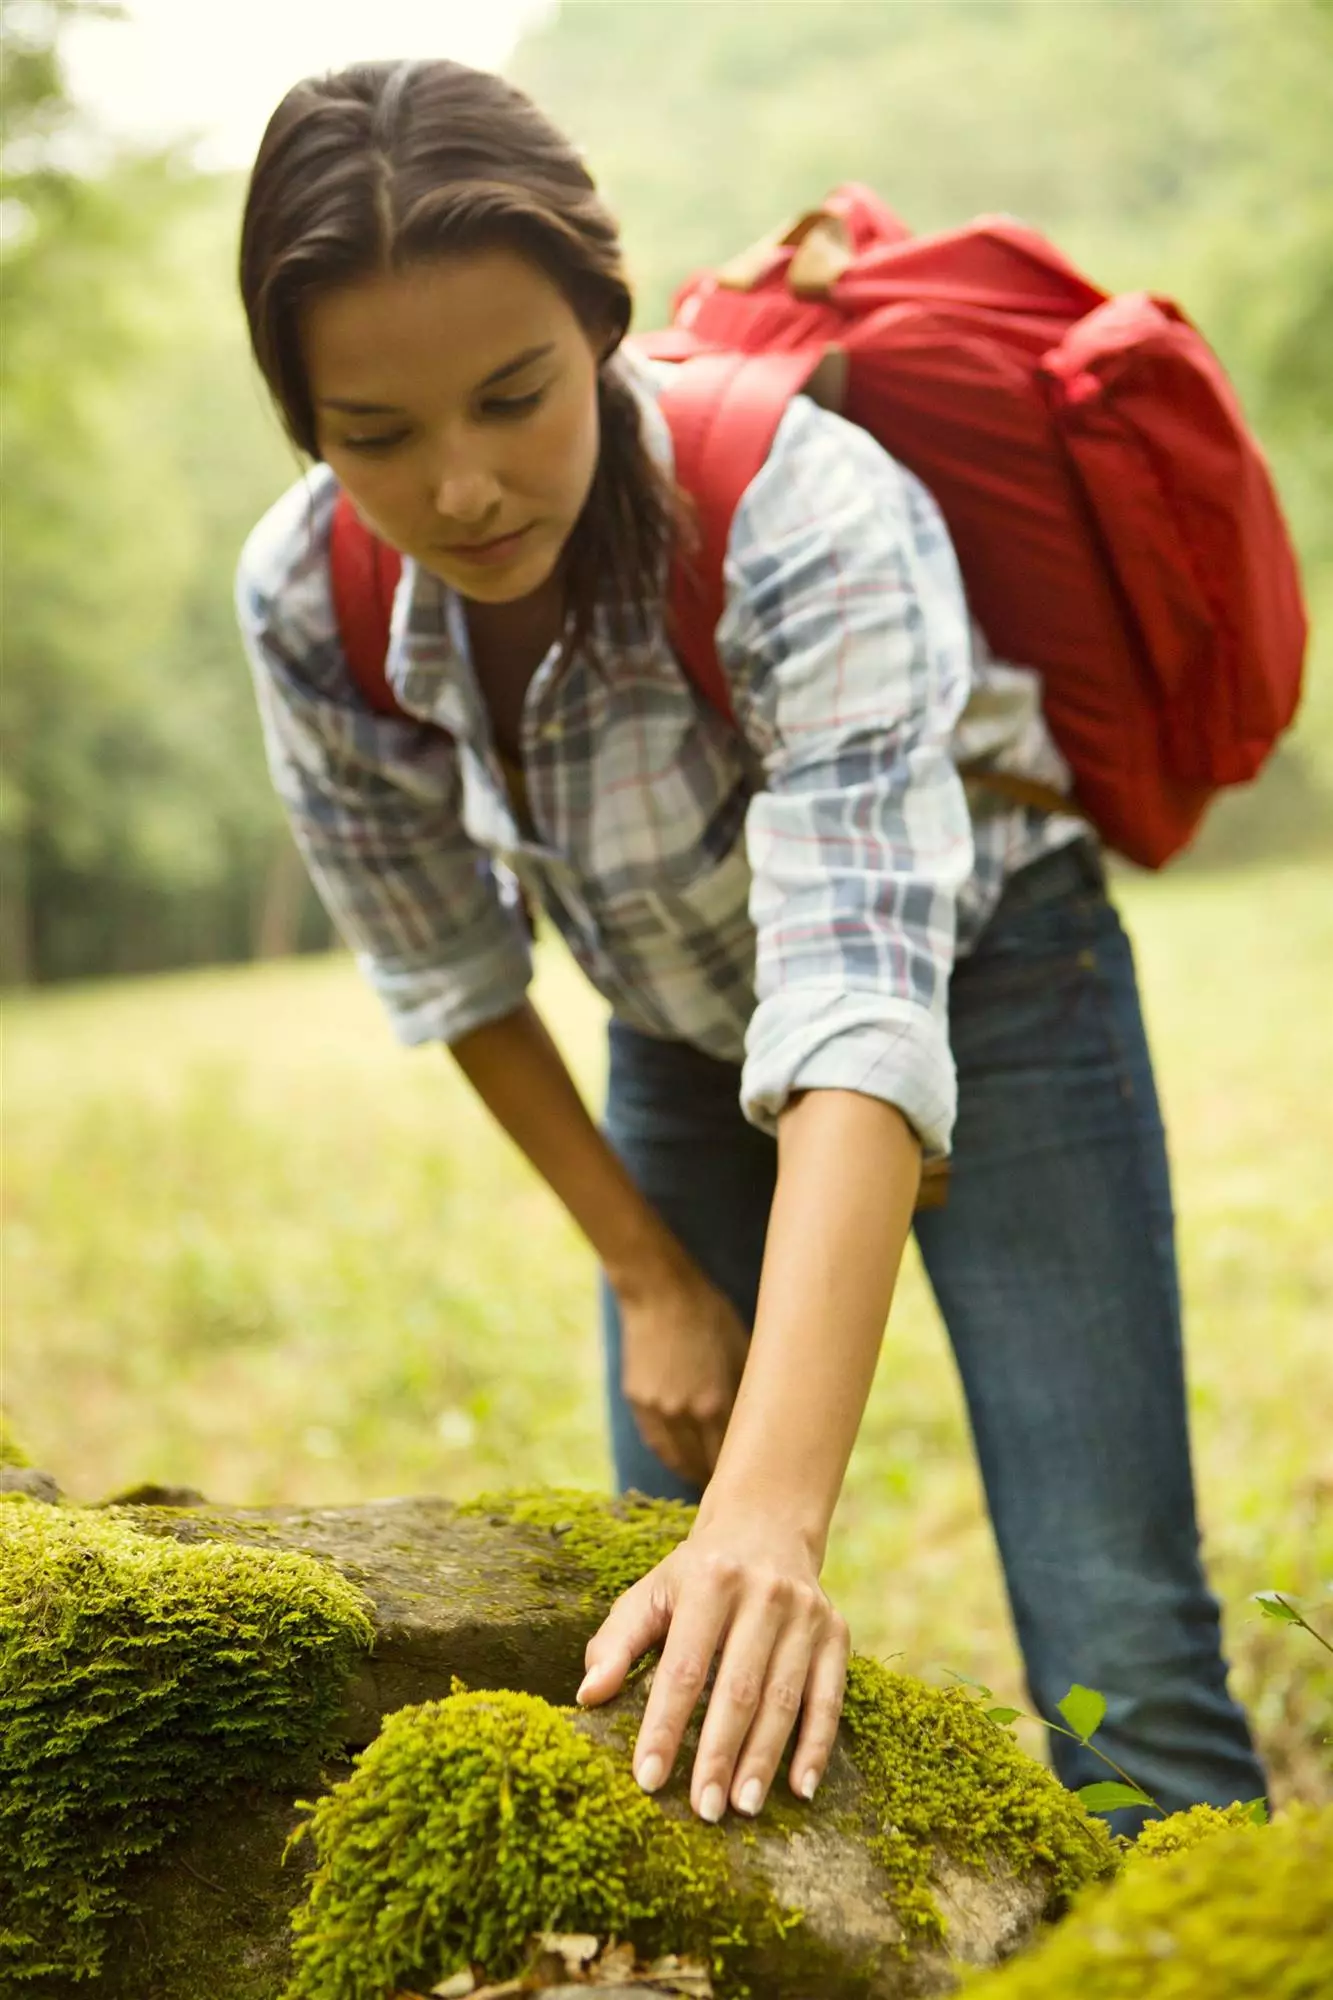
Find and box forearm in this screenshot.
[448,1001,682,1293]
[699,1089,922,1559]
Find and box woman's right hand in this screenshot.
[614,1258,752,1488]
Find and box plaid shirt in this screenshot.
[236,376,1085,1155]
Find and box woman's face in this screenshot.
[304,247,603,604]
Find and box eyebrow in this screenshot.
[318,342,557,414]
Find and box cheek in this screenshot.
[531,381,601,515]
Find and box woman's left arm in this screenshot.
[579,1086,920,1819]
[580,398,978,1818]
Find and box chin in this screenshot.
[429,541,561,605]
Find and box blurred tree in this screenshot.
[1,1,311,982]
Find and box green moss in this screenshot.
[1128,1799,1259,1864]
[0,1411,31,1468]
[840,1656,1119,1951]
[961,1804,1333,1998]
[0,1496,374,1986]
[283,1685,802,2000]
[459,1485,696,1603]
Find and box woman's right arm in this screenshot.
[450,1002,750,1487]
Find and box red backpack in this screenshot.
[331,183,1306,868]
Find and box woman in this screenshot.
[235,58,1264,1830]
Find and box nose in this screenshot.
[431,458,502,532]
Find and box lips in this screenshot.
[443,524,534,562]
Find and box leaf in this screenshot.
[1057,1683,1108,1741]
[429,1976,477,1998]
[1254,1590,1302,1623]
[1077,1781,1155,1812]
[1242,1796,1270,1825]
[986,1706,1022,1726]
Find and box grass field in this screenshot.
[4,857,1330,1805]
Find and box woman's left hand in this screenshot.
[576,1508,850,1821]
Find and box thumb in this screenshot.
[576,1568,673,1706]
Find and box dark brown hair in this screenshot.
[238,59,683,660]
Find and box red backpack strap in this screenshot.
[654,346,825,723]
[329,488,404,717]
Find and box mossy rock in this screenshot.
[7,1487,1118,1998]
[962,1802,1333,1998]
[0,1496,372,1990]
[118,1486,696,1740]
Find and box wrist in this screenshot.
[603,1229,693,1307]
[695,1469,831,1568]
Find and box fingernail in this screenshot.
[636,1753,665,1793]
[737,1777,764,1817]
[799,1768,819,1801]
[699,1783,726,1823]
[576,1672,596,1704]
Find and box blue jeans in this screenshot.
[600,840,1265,1821]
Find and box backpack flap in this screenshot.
[1042,294,1308,786]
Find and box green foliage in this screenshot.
[2,3,304,985]
[460,1484,696,1603]
[0,1496,373,1984]
[840,1656,1118,1950]
[962,1804,1333,1998]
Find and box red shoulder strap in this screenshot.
[330,489,403,716]
[652,344,825,722]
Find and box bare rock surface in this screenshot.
[0,1464,61,1502]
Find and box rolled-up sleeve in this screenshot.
[716,400,975,1154]
[235,481,531,1046]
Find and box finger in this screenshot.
[729,1614,823,1815]
[689,1589,792,1822]
[632,1573,732,1800]
[786,1612,850,1803]
[577,1568,671,1706]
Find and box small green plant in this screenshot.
[1254,1588,1333,1655]
[941,1670,1167,1818]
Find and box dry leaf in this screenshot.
[430,1975,478,1998]
[643,1956,713,1997]
[590,1941,637,1983]
[535,1934,601,1974]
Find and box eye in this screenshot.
[481,387,546,421]
[340,430,410,455]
